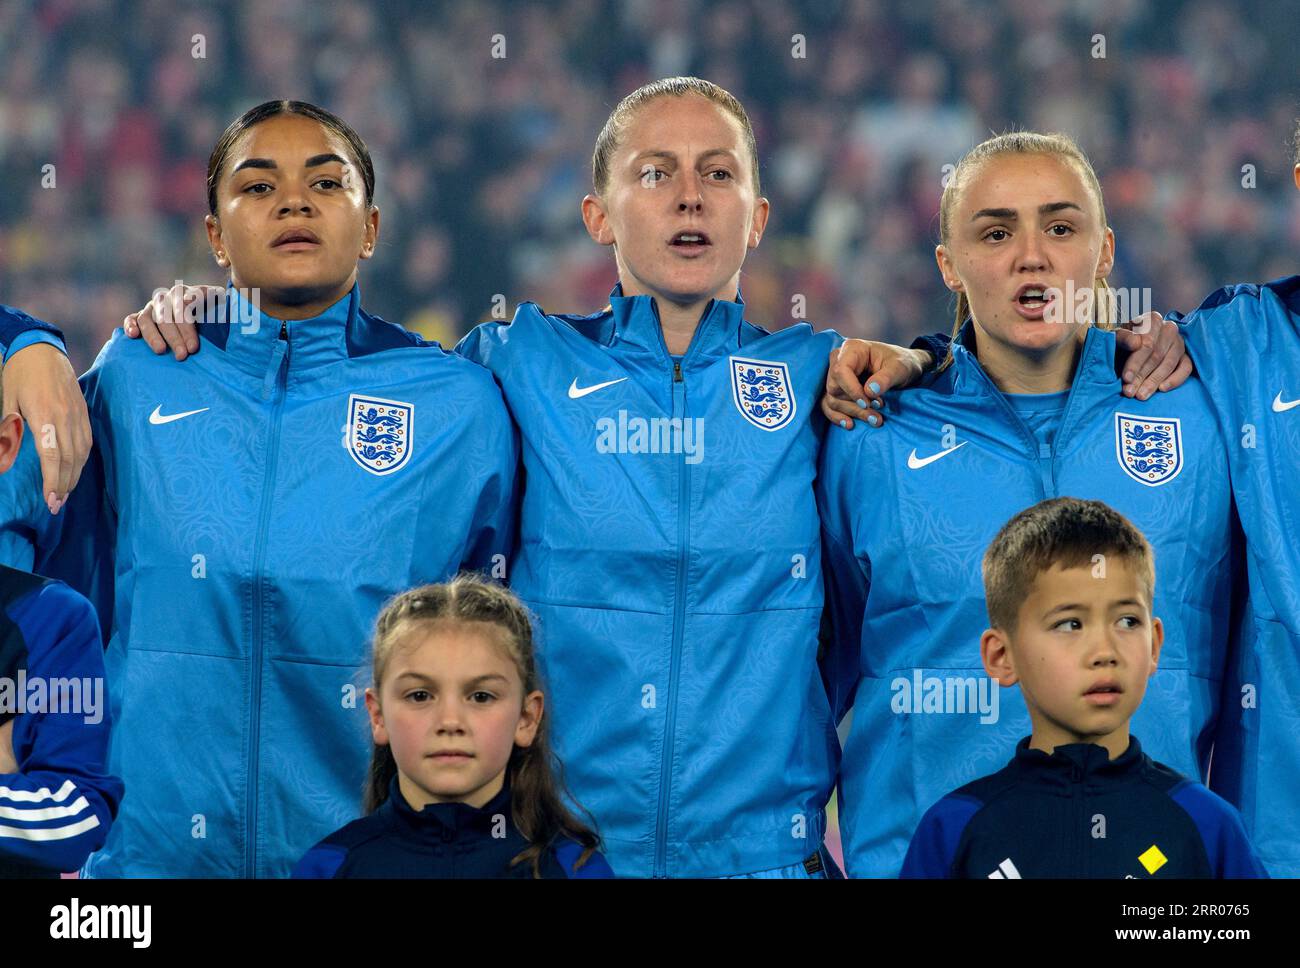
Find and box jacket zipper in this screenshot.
[654,357,689,877]
[1071,764,1085,876]
[247,319,289,876]
[963,333,1091,498]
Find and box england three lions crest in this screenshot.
[1115,413,1182,486]
[347,394,414,476]
[730,357,795,431]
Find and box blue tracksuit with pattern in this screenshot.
[457,286,841,877]
[818,321,1243,877]
[0,288,518,877]
[1173,276,1300,876]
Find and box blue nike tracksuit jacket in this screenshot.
[818,321,1243,877]
[901,736,1267,878]
[0,564,123,876]
[1173,276,1300,877]
[0,288,518,877]
[457,286,842,877]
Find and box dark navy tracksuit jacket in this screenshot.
[901,736,1267,878]
[292,776,614,879]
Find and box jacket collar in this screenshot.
[200,282,359,385]
[1013,734,1144,784]
[946,319,1120,400]
[384,774,515,842]
[607,283,749,362]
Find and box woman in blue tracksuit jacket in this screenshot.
[0,100,517,877]
[818,131,1244,878]
[73,78,889,878]
[4,83,1190,879]
[1157,142,1300,877]
[1173,275,1300,878]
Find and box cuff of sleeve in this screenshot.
[4,330,67,365]
[908,333,949,371]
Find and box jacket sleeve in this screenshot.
[452,320,499,368]
[33,359,118,643]
[899,795,981,878]
[0,581,123,873]
[291,841,348,878]
[554,838,616,878]
[815,431,870,724]
[1170,782,1270,879]
[0,431,62,572]
[464,389,519,576]
[0,304,67,363]
[910,331,952,370]
[451,324,519,574]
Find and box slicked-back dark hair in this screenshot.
[206,99,376,215]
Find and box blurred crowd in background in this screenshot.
[1,0,1299,371]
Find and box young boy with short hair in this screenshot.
[901,497,1266,879]
[0,362,122,877]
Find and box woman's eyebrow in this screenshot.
[304,152,349,168]
[970,201,1084,221]
[630,148,737,164]
[231,153,349,174]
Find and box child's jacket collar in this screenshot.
[1012,734,1145,788]
[385,775,515,842]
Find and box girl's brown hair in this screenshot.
[935,131,1115,373]
[591,76,762,196]
[363,575,601,877]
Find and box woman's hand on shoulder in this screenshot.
[123,283,225,361]
[1116,312,1193,399]
[821,339,933,430]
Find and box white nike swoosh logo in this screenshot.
[907,441,968,470]
[1272,392,1300,413]
[149,405,210,425]
[568,377,628,399]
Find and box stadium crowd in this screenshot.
[0,0,1297,372]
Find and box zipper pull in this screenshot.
[673,361,683,383]
[261,340,288,401]
[279,320,288,341]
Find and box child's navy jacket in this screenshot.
[292,776,614,879]
[901,736,1268,879]
[0,564,123,877]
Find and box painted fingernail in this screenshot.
[856,398,867,409]
[868,381,881,394]
[871,399,882,410]
[838,419,847,429]
[867,414,880,427]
